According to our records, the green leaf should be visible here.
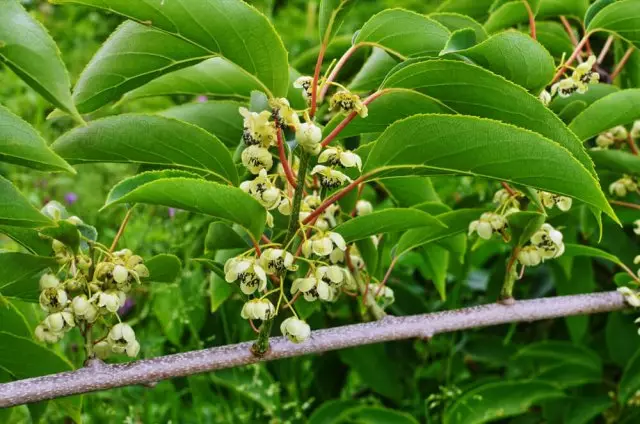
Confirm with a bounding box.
[319,0,359,43]
[507,211,545,247]
[0,299,30,338]
[440,30,555,92]
[159,101,244,148]
[145,254,182,283]
[436,0,495,21]
[0,105,73,173]
[381,60,597,179]
[323,89,452,140]
[562,243,625,267]
[0,226,52,256]
[308,400,361,424]
[55,0,289,98]
[122,57,263,104]
[354,9,450,58]
[584,0,618,32]
[429,12,488,42]
[484,0,541,34]
[0,1,78,117]
[619,347,640,404]
[587,0,640,49]
[538,0,590,20]
[355,237,378,275]
[590,150,640,176]
[104,177,266,239]
[0,253,56,295]
[554,258,596,343]
[0,332,82,421]
[339,344,404,401]
[211,366,280,414]
[549,83,619,114]
[52,115,238,185]
[569,89,640,141]
[71,21,211,113]
[39,221,81,254]
[205,222,249,252]
[396,208,483,256]
[348,48,398,93]
[558,101,588,123]
[419,244,449,300]
[440,28,477,54]
[513,341,602,371]
[444,380,564,424]
[152,284,184,345]
[0,176,52,228]
[382,178,441,206]
[104,170,201,209]
[606,312,640,367]
[533,21,575,58]
[204,250,241,312]
[334,208,445,243]
[340,406,419,424]
[363,115,613,221]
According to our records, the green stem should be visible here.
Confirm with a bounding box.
[83,324,94,363]
[500,248,520,304]
[252,151,311,356]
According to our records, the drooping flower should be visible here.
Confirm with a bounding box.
[239,107,277,147]
[224,257,268,295]
[44,311,75,333]
[609,176,638,197]
[259,249,297,274]
[634,219,640,235]
[241,298,275,321]
[280,317,311,343]
[35,324,64,344]
[269,97,300,129]
[468,212,507,240]
[311,165,352,189]
[240,169,282,210]
[550,78,579,98]
[330,90,368,118]
[72,295,98,323]
[318,147,362,171]
[538,90,551,106]
[91,290,127,313]
[572,55,600,89]
[315,265,345,288]
[108,323,140,358]
[530,223,565,260]
[355,200,373,216]
[293,76,313,102]
[631,120,640,139]
[539,191,572,212]
[517,245,542,267]
[302,231,347,258]
[296,122,322,155]
[368,284,395,308]
[618,287,640,308]
[241,145,274,174]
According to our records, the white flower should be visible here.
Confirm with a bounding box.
[618,287,640,308]
[72,295,98,323]
[596,132,615,148]
[240,169,282,209]
[108,323,140,357]
[355,200,373,216]
[539,90,551,106]
[224,257,267,295]
[634,219,640,235]
[44,311,75,333]
[41,201,65,221]
[259,249,297,274]
[92,290,126,313]
[318,147,362,171]
[280,317,311,343]
[66,215,84,226]
[311,165,352,189]
[35,324,63,344]
[631,120,640,139]
[468,212,506,240]
[315,265,345,287]
[269,97,300,129]
[291,276,318,295]
[330,90,368,118]
[242,145,273,174]
[302,231,346,257]
[368,284,395,308]
[241,298,275,321]
[296,122,322,155]
[518,245,542,267]
[293,76,313,102]
[551,78,579,98]
[40,273,60,289]
[609,176,637,197]
[530,223,565,260]
[572,55,600,88]
[113,264,129,285]
[303,192,322,209]
[329,247,345,263]
[39,286,68,313]
[278,197,292,215]
[610,125,629,140]
[539,191,572,212]
[239,107,276,147]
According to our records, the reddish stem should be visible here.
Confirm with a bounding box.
[249,320,260,334]
[310,42,327,119]
[598,35,614,64]
[252,238,262,257]
[627,133,640,156]
[261,234,272,245]
[609,200,640,211]
[320,90,387,148]
[276,124,297,188]
[376,256,398,297]
[319,44,360,102]
[552,34,591,83]
[611,47,635,81]
[302,175,369,225]
[501,182,517,196]
[560,16,578,47]
[523,1,536,40]
[283,292,301,309]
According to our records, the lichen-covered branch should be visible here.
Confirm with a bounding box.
[0,291,627,408]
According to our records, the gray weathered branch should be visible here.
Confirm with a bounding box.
[0,291,627,408]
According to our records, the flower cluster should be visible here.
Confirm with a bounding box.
[594,125,628,149]
[551,55,600,98]
[609,175,638,197]
[34,202,146,359]
[517,224,565,267]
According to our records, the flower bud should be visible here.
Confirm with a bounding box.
[518,245,542,267]
[240,298,275,321]
[40,273,60,290]
[355,200,373,216]
[296,122,322,155]
[35,324,63,344]
[280,317,311,343]
[44,311,75,333]
[113,264,129,285]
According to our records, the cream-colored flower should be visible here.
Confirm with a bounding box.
[551,78,579,98]
[72,295,98,323]
[572,55,600,89]
[39,286,68,313]
[539,90,551,106]
[318,147,362,171]
[315,265,345,287]
[293,76,313,102]
[35,324,63,344]
[302,231,347,257]
[329,247,345,263]
[242,145,273,174]
[468,212,507,240]
[634,219,640,235]
[618,287,640,308]
[311,165,352,189]
[224,257,267,295]
[239,107,276,147]
[539,191,572,212]
[330,90,368,117]
[631,120,640,139]
[91,290,126,313]
[596,132,615,148]
[278,196,292,215]
[44,311,75,333]
[368,284,395,308]
[241,298,275,321]
[296,122,322,155]
[240,169,282,209]
[609,176,637,197]
[269,97,300,129]
[259,248,297,274]
[355,200,373,216]
[530,223,565,260]
[40,273,60,290]
[280,317,311,342]
[108,323,140,357]
[518,245,542,267]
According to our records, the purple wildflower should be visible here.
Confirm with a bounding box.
[64,192,78,205]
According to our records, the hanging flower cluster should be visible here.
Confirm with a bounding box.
[35,202,147,359]
[551,55,600,98]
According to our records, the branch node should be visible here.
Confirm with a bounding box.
[498,297,516,306]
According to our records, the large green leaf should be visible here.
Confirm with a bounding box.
[339,407,419,424]
[587,0,640,49]
[381,60,597,179]
[0,253,56,295]
[0,177,52,228]
[563,243,626,267]
[0,300,30,338]
[0,226,52,256]
[0,105,73,173]
[122,57,263,104]
[533,21,575,58]
[444,380,564,424]
[348,48,398,93]
[104,177,266,239]
[617,347,640,404]
[569,89,640,141]
[319,0,359,43]
[339,344,404,401]
[589,149,640,176]
[354,9,450,58]
[538,0,590,19]
[484,0,541,34]
[549,83,619,114]
[440,30,555,92]
[51,115,238,185]
[205,222,249,252]
[396,208,483,256]
[55,0,289,98]
[364,115,613,220]
[334,208,445,243]
[0,1,77,117]
[159,101,244,148]
[429,12,488,42]
[323,89,452,140]
[436,0,495,21]
[308,400,361,424]
[507,211,545,247]
[71,21,211,113]
[145,254,182,283]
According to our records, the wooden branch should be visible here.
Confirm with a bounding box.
[0,291,627,408]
